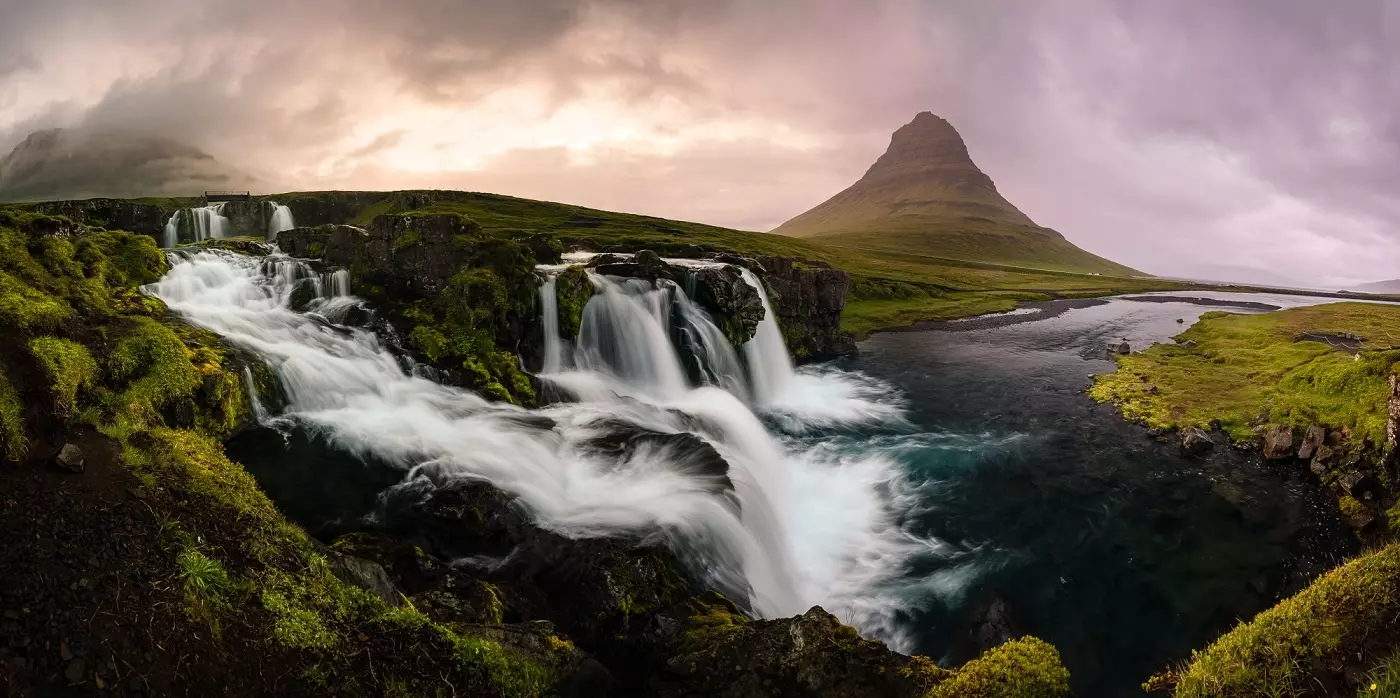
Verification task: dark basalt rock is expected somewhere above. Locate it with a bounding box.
[1298,424,1327,460]
[755,255,855,360]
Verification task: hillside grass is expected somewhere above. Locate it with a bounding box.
[1089,303,1400,444]
[1168,542,1400,698]
[808,219,1142,276]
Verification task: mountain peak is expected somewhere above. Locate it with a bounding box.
[770,112,1141,276]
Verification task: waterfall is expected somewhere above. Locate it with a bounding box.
[327,269,350,298]
[267,202,295,241]
[161,212,180,248]
[145,249,921,644]
[674,290,748,399]
[739,268,795,405]
[242,366,268,422]
[572,275,689,401]
[540,274,566,374]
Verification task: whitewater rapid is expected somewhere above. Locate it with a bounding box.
[145,250,928,647]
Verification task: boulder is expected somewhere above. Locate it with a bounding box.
[1180,339,1198,348]
[1109,342,1131,356]
[1180,427,1214,455]
[1338,495,1377,530]
[690,266,766,346]
[1310,445,1333,476]
[1297,424,1327,460]
[327,551,404,607]
[52,443,84,473]
[1262,425,1294,460]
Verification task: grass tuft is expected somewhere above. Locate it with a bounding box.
[28,336,98,417]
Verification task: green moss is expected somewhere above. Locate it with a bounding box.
[29,337,98,417]
[105,317,202,427]
[76,230,169,287]
[0,369,26,463]
[928,636,1071,698]
[1171,542,1400,697]
[681,594,750,651]
[393,227,421,251]
[1091,303,1400,444]
[0,270,72,332]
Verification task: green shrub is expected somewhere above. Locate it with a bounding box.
[29,337,98,417]
[929,636,1071,698]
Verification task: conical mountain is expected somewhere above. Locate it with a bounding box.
[0,127,258,203]
[773,112,1139,275]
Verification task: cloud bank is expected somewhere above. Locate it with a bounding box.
[2,0,1399,286]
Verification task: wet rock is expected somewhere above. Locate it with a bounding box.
[1181,427,1215,455]
[1109,341,1131,355]
[1176,318,1185,323]
[52,444,84,473]
[327,552,404,607]
[1262,425,1295,460]
[689,266,766,346]
[1298,424,1327,461]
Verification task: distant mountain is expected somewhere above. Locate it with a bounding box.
[772,112,1140,275]
[0,128,257,203]
[1352,279,1400,294]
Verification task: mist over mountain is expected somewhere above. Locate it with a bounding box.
[0,128,258,202]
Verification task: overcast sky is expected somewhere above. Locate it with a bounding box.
[2,0,1399,287]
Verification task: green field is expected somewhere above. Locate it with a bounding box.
[1090,302,1400,444]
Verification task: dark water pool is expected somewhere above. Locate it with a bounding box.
[830,294,1356,696]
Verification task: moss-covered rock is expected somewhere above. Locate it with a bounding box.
[554,266,593,341]
[29,336,98,418]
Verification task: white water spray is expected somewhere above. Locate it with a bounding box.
[739,268,795,405]
[147,250,927,646]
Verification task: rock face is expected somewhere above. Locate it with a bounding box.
[1262,425,1295,460]
[754,256,855,359]
[279,215,476,296]
[32,198,171,238]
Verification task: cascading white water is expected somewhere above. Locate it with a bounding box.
[267,202,296,241]
[146,249,926,647]
[673,287,748,399]
[539,274,567,374]
[162,212,180,248]
[327,269,350,298]
[185,204,230,242]
[739,269,796,405]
